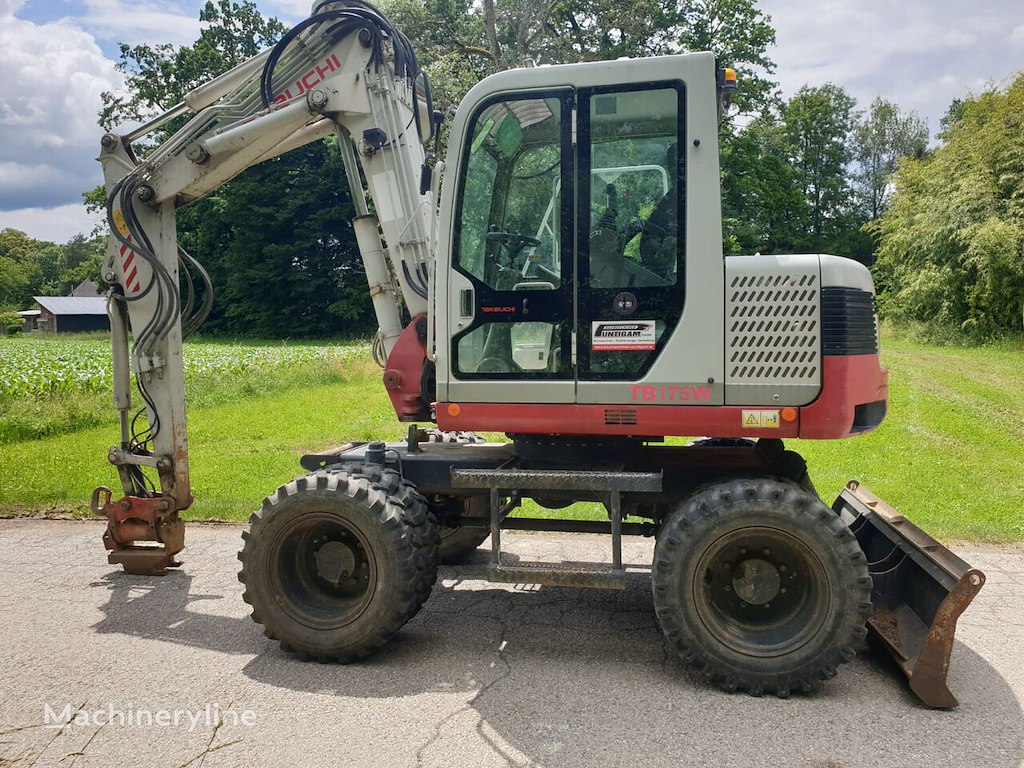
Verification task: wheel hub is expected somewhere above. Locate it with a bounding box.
[732,558,781,605]
[694,527,827,657]
[314,540,357,584]
[270,514,376,629]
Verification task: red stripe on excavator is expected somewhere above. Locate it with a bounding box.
[798,353,888,439]
[436,355,888,440]
[118,235,140,292]
[437,401,799,438]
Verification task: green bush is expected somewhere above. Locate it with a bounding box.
[0,310,22,336]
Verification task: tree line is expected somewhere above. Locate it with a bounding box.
[2,0,1019,339]
[0,230,107,330]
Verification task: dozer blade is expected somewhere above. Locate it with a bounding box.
[833,481,985,709]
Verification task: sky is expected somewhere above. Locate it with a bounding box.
[0,0,1021,244]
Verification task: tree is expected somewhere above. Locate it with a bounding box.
[674,0,778,115]
[57,235,106,293]
[381,0,777,115]
[178,139,371,337]
[100,0,286,131]
[720,113,807,254]
[873,75,1024,338]
[938,97,966,140]
[0,230,107,309]
[96,2,373,338]
[851,97,928,220]
[781,84,857,247]
[0,229,44,309]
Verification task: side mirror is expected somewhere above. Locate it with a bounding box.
[413,71,435,145]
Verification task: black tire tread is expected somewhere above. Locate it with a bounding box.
[349,464,440,604]
[237,468,438,663]
[437,495,490,563]
[652,478,870,697]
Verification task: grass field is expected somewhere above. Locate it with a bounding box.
[0,333,1021,542]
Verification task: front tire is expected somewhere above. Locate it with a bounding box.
[652,478,870,696]
[238,470,438,662]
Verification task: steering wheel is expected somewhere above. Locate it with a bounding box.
[486,231,541,255]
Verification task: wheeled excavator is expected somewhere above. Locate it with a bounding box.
[92,0,984,706]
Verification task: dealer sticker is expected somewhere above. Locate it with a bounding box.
[592,320,656,352]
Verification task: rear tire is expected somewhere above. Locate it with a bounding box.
[437,496,490,563]
[238,469,438,662]
[422,429,486,444]
[652,478,870,696]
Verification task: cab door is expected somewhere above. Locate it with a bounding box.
[574,84,689,403]
[447,90,576,404]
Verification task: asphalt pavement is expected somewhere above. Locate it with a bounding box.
[0,518,1021,768]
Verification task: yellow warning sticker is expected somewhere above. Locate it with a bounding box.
[112,209,129,237]
[741,410,780,429]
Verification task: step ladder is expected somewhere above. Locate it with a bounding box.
[451,468,662,589]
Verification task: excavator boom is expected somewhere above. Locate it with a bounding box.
[94,0,436,573]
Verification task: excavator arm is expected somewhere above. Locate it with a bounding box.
[92,0,438,574]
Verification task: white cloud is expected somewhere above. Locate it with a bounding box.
[0,202,103,242]
[263,0,309,22]
[0,0,24,16]
[78,0,200,47]
[0,0,208,239]
[758,0,1024,136]
[0,14,122,211]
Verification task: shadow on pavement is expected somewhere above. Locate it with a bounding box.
[91,563,1024,767]
[91,571,264,655]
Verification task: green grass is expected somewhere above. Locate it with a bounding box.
[0,335,368,442]
[794,337,1024,542]
[0,334,1021,541]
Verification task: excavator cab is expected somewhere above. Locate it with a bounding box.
[436,57,724,411]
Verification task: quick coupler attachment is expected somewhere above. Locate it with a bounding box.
[834,481,985,708]
[91,486,185,576]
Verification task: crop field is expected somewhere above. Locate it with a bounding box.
[0,333,1021,542]
[0,337,362,399]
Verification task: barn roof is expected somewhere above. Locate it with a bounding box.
[34,296,107,316]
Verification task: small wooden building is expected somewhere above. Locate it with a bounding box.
[32,296,109,334]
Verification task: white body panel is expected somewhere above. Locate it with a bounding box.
[723,254,822,407]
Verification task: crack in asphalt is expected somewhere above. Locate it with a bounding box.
[170,699,242,768]
[62,719,108,767]
[25,700,87,768]
[415,592,518,768]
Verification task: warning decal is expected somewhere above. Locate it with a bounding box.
[741,410,780,429]
[112,209,130,238]
[592,321,656,352]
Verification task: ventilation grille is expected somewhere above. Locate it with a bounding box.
[821,287,879,356]
[604,408,638,425]
[726,270,820,385]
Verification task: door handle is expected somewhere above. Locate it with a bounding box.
[460,288,473,317]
